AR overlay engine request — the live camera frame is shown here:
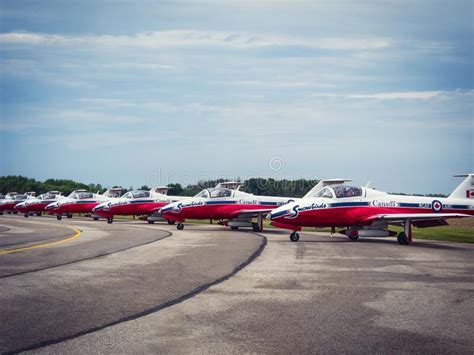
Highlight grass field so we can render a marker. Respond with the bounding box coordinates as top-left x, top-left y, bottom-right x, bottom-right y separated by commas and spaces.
107, 214, 474, 244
